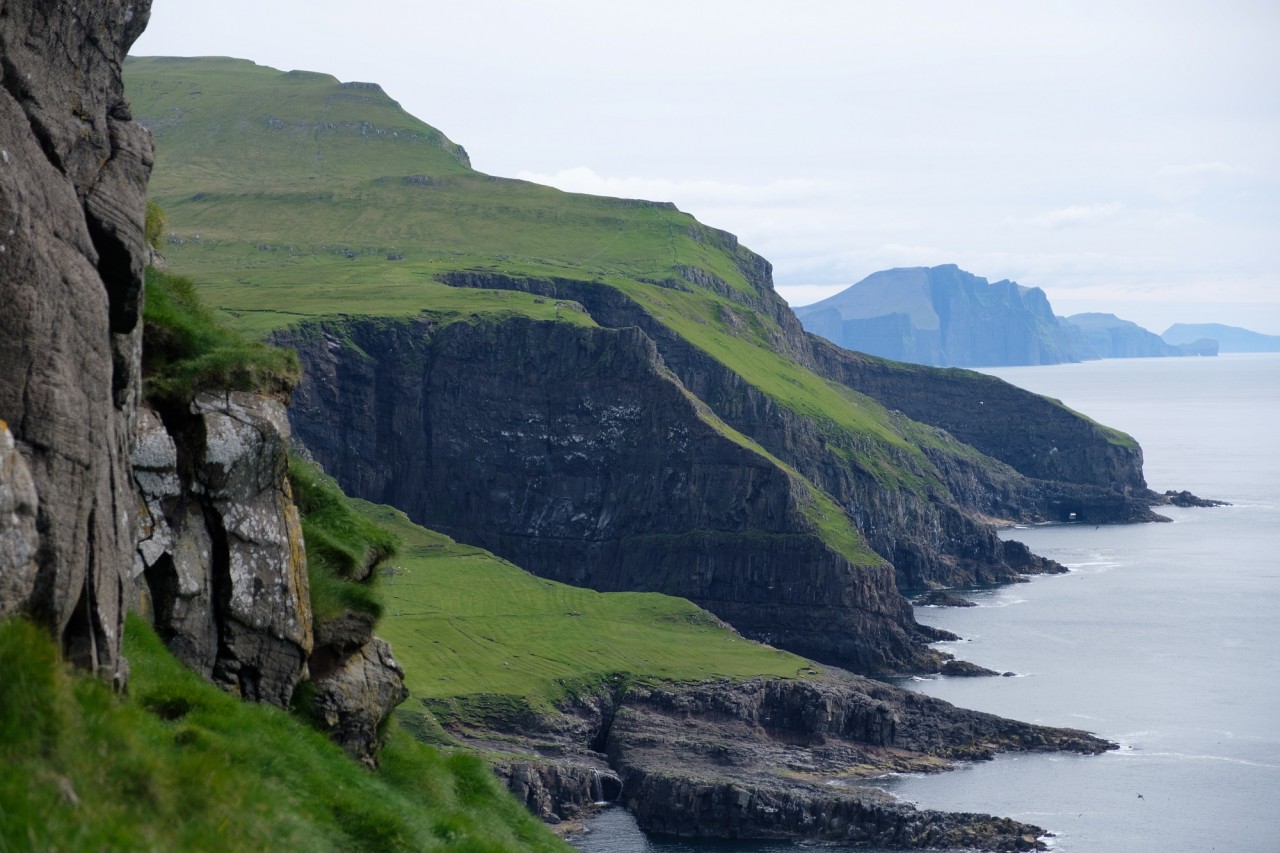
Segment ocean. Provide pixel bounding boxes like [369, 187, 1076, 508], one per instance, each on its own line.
[571, 353, 1280, 852]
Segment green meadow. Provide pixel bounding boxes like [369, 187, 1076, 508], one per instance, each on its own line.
[361, 502, 811, 711]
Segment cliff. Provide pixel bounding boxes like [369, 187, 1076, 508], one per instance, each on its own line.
[1163, 322, 1280, 353]
[1064, 312, 1217, 358]
[0, 0, 153, 681]
[274, 314, 940, 674]
[795, 265, 1085, 367]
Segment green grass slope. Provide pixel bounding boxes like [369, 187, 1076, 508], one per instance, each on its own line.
[0, 617, 567, 852]
[362, 502, 810, 713]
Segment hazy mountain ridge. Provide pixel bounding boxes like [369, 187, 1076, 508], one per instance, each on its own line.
[795, 265, 1081, 367]
[1065, 312, 1217, 358]
[797, 265, 1220, 366]
[1163, 322, 1280, 353]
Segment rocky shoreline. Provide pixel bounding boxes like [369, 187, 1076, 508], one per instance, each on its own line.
[420, 667, 1113, 851]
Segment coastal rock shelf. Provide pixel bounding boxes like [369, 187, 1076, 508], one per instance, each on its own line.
[429, 670, 1113, 850]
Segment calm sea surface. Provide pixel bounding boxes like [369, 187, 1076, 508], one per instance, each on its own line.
[571, 354, 1280, 853]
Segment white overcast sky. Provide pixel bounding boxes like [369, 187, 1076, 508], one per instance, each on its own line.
[133, 1, 1280, 334]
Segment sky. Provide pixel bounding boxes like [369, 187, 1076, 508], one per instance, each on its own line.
[131, 1, 1280, 334]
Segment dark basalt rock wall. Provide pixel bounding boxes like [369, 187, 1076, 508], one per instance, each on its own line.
[0, 0, 154, 680]
[808, 336, 1152, 499]
[437, 275, 1074, 588]
[278, 316, 940, 674]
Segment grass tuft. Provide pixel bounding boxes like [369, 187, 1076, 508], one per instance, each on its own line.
[142, 266, 300, 404]
[289, 455, 399, 623]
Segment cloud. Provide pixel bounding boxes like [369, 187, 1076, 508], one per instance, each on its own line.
[515, 167, 831, 209]
[1157, 161, 1247, 178]
[1019, 202, 1126, 229]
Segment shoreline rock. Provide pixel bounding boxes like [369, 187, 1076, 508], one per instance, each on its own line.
[423, 667, 1114, 850]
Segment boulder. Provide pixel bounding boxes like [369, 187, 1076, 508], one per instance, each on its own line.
[309, 636, 408, 766]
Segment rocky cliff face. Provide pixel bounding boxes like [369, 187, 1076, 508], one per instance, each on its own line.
[277, 315, 939, 674]
[807, 337, 1159, 511]
[278, 260, 1159, 672]
[0, 0, 404, 765]
[0, 0, 153, 681]
[132, 393, 313, 706]
[133, 390, 407, 759]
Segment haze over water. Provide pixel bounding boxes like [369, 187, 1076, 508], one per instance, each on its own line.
[573, 353, 1280, 853]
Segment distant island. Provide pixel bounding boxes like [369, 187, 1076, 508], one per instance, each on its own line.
[1065, 312, 1217, 359]
[1163, 323, 1280, 353]
[794, 265, 1226, 367]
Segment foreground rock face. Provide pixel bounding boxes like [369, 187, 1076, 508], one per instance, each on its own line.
[0, 0, 153, 679]
[133, 393, 313, 706]
[432, 670, 1113, 850]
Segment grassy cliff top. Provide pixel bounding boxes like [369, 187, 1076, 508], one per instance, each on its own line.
[126, 56, 755, 335]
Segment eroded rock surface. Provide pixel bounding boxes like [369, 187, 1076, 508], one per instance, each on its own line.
[433, 670, 1112, 850]
[0, 421, 38, 618]
[132, 393, 312, 707]
[0, 0, 153, 680]
[309, 636, 408, 766]
[279, 316, 941, 675]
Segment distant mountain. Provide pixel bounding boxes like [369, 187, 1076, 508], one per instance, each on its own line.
[1163, 323, 1280, 353]
[793, 265, 1083, 367]
[1065, 313, 1217, 358]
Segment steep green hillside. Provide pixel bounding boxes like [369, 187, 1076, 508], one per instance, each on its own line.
[125, 56, 936, 491]
[127, 57, 749, 329]
[0, 617, 566, 852]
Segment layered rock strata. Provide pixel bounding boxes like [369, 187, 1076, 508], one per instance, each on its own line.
[279, 316, 940, 674]
[431, 671, 1113, 850]
[0, 0, 154, 680]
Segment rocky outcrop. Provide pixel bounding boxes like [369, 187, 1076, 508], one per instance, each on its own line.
[132, 393, 313, 706]
[0, 0, 153, 680]
[496, 762, 623, 824]
[436, 670, 1112, 849]
[309, 636, 408, 766]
